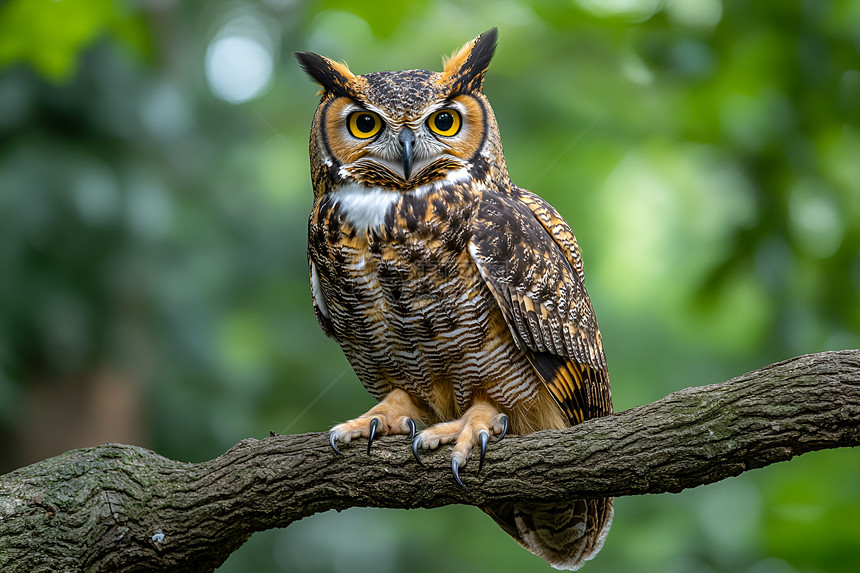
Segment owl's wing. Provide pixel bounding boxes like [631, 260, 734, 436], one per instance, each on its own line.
[309, 258, 337, 340]
[468, 187, 611, 423]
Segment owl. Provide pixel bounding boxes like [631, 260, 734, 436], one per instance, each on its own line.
[295, 29, 612, 570]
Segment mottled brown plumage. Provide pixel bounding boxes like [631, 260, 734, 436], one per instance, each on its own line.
[296, 28, 613, 570]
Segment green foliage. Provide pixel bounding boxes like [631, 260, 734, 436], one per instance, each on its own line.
[0, 0, 149, 80]
[0, 0, 858, 572]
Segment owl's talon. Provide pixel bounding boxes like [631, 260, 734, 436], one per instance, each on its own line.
[452, 456, 468, 491]
[330, 432, 345, 456]
[406, 418, 417, 440]
[367, 417, 380, 454]
[496, 414, 509, 442]
[412, 436, 427, 467]
[478, 430, 489, 473]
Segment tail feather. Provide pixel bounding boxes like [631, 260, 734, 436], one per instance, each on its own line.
[483, 497, 613, 570]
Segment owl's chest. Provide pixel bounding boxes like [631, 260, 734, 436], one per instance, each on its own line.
[309, 183, 482, 327]
[308, 182, 541, 415]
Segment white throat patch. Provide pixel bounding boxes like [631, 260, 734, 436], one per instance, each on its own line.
[329, 183, 400, 231]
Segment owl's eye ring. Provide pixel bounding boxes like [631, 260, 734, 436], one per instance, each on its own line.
[347, 111, 383, 139]
[428, 109, 461, 137]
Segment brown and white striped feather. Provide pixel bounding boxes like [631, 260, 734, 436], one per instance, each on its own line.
[309, 176, 571, 430]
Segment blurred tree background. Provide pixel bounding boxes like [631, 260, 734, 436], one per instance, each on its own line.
[1, 0, 858, 571]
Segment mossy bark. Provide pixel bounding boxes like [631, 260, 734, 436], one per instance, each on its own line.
[1, 350, 858, 572]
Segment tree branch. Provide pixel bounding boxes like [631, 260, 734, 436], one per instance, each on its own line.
[2, 350, 858, 572]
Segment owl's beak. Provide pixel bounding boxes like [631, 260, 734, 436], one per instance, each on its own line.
[398, 129, 415, 180]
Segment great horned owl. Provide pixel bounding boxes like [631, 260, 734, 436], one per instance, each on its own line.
[295, 28, 612, 570]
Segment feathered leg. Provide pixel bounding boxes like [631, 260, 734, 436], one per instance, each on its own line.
[329, 388, 422, 454]
[411, 400, 508, 489]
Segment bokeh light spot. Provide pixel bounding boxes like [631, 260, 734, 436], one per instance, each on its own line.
[788, 182, 844, 259]
[665, 0, 723, 27]
[206, 35, 273, 104]
[205, 11, 278, 105]
[575, 0, 660, 21]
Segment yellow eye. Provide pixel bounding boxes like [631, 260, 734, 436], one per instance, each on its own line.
[347, 111, 382, 139]
[428, 109, 461, 137]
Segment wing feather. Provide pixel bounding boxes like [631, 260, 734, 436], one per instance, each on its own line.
[468, 186, 611, 423]
[309, 259, 337, 339]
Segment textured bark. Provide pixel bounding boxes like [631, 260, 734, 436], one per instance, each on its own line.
[1, 350, 859, 572]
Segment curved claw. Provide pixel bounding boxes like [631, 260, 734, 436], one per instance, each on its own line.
[329, 432, 345, 456]
[366, 417, 380, 455]
[412, 436, 427, 467]
[405, 418, 417, 440]
[496, 414, 509, 442]
[478, 430, 489, 474]
[452, 457, 468, 491]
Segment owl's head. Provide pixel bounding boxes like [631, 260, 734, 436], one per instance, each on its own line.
[295, 28, 505, 194]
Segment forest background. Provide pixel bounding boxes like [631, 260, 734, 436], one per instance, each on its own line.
[1, 1, 858, 572]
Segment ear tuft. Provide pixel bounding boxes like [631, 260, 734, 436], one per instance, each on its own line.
[294, 51, 356, 98]
[441, 28, 498, 94]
